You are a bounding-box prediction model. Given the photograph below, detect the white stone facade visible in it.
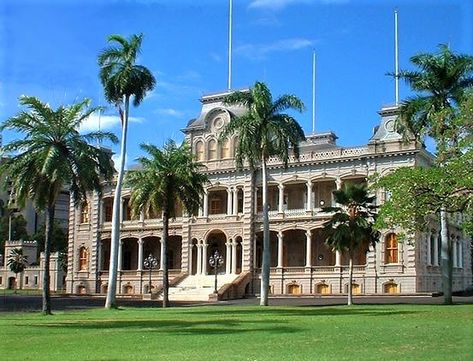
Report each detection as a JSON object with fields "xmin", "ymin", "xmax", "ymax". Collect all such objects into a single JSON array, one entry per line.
[{"xmin": 65, "ymin": 93, "xmax": 472, "ymax": 297}]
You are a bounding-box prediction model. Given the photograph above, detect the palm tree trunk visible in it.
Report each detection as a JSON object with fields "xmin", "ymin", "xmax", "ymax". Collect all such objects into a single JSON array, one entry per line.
[
  {"xmin": 440, "ymin": 207, "xmax": 453, "ymax": 304},
  {"xmin": 105, "ymin": 96, "xmax": 130, "ymax": 309},
  {"xmin": 42, "ymin": 203, "xmax": 55, "ymax": 315},
  {"xmin": 260, "ymin": 156, "xmax": 270, "ymax": 306},
  {"xmin": 162, "ymin": 207, "xmax": 170, "ymax": 308},
  {"xmin": 348, "ymin": 254, "xmax": 353, "ymax": 306}
]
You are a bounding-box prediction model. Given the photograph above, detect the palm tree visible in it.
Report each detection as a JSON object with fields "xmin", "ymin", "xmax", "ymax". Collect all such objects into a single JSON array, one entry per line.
[
  {"xmin": 219, "ymin": 81, "xmax": 305, "ymax": 306},
  {"xmin": 98, "ymin": 33, "xmax": 156, "ymax": 309},
  {"xmin": 395, "ymin": 44, "xmax": 473, "ymax": 304},
  {"xmin": 7, "ymin": 248, "xmax": 28, "ymax": 293},
  {"xmin": 0, "ymin": 96, "xmax": 116, "ymax": 314},
  {"xmin": 125, "ymin": 140, "xmax": 208, "ymax": 307},
  {"xmin": 323, "ymin": 183, "xmax": 378, "ymax": 306}
]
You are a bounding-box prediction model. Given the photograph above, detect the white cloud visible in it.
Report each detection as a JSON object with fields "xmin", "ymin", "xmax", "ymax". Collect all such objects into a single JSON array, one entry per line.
[
  {"xmin": 235, "ymin": 38, "xmax": 315, "ymax": 60},
  {"xmin": 249, "ymin": 0, "xmax": 311, "ymax": 11},
  {"xmin": 111, "ymin": 153, "xmax": 129, "ymax": 172},
  {"xmin": 79, "ymin": 114, "xmax": 144, "ymax": 133},
  {"xmin": 248, "ymin": 0, "xmax": 348, "ymax": 11},
  {"xmin": 154, "ymin": 108, "xmax": 184, "ymax": 117}
]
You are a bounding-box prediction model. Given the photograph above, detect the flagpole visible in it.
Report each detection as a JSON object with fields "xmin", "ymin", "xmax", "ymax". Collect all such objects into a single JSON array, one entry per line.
[
  {"xmin": 228, "ymin": 0, "xmax": 233, "ymax": 90},
  {"xmin": 312, "ymin": 50, "xmax": 316, "ymax": 133},
  {"xmin": 394, "ymin": 9, "xmax": 400, "ymax": 105}
]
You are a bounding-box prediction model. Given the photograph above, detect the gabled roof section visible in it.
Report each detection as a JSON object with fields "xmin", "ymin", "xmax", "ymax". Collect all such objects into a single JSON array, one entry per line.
[{"xmin": 182, "ymin": 89, "xmax": 249, "ymax": 134}]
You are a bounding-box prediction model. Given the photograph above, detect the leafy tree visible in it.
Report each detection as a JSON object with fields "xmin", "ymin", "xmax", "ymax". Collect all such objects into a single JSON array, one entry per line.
[
  {"xmin": 33, "ymin": 220, "xmax": 68, "ymax": 257},
  {"xmin": 0, "ymin": 206, "xmax": 29, "ymax": 251},
  {"xmin": 219, "ymin": 81, "xmax": 305, "ymax": 306},
  {"xmin": 0, "ymin": 96, "xmax": 116, "ymax": 314},
  {"xmin": 98, "ymin": 33, "xmax": 156, "ymax": 309},
  {"xmin": 323, "ymin": 183, "xmax": 379, "ymax": 305},
  {"xmin": 378, "ymin": 45, "xmax": 473, "ymax": 304},
  {"xmin": 125, "ymin": 140, "xmax": 208, "ymax": 307},
  {"xmin": 7, "ymin": 248, "xmax": 28, "ymax": 292}
]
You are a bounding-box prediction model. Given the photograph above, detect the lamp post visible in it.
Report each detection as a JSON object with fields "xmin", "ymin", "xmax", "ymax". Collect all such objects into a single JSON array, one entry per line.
[
  {"xmin": 208, "ymin": 250, "xmax": 224, "ymax": 294},
  {"xmin": 143, "ymin": 253, "xmax": 158, "ymax": 294}
]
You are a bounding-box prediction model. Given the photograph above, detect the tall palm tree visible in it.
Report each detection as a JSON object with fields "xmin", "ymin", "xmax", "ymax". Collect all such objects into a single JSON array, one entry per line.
[
  {"xmin": 323, "ymin": 183, "xmax": 378, "ymax": 305},
  {"xmin": 125, "ymin": 140, "xmax": 208, "ymax": 307},
  {"xmin": 219, "ymin": 81, "xmax": 305, "ymax": 306},
  {"xmin": 395, "ymin": 44, "xmax": 473, "ymax": 304},
  {"xmin": 7, "ymin": 248, "xmax": 28, "ymax": 293},
  {"xmin": 98, "ymin": 33, "xmax": 156, "ymax": 309},
  {"xmin": 0, "ymin": 96, "xmax": 116, "ymax": 314}
]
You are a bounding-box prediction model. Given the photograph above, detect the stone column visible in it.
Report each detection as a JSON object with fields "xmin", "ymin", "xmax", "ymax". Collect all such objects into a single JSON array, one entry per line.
[
  {"xmin": 433, "ymin": 233, "xmax": 439, "ymax": 266},
  {"xmin": 118, "ymin": 240, "xmax": 123, "ymax": 271},
  {"xmin": 277, "ymin": 231, "xmax": 284, "ymax": 268},
  {"xmin": 159, "ymin": 239, "xmax": 164, "ymax": 270},
  {"xmin": 453, "ymin": 239, "xmax": 458, "ymax": 268},
  {"xmin": 139, "ymin": 210, "xmax": 145, "ymax": 223},
  {"xmin": 306, "ymin": 181, "xmax": 312, "ymax": 211},
  {"xmin": 98, "ymin": 240, "xmax": 103, "ymax": 272},
  {"xmin": 196, "ymin": 243, "xmax": 202, "ymax": 275},
  {"xmin": 137, "ymin": 238, "xmax": 143, "ymax": 271},
  {"xmin": 336, "ymin": 177, "xmax": 342, "ymax": 190},
  {"xmin": 278, "ymin": 184, "xmax": 285, "ymax": 214},
  {"xmin": 231, "ymin": 241, "xmax": 238, "ymax": 274},
  {"xmin": 202, "ymin": 243, "xmax": 208, "ymax": 275},
  {"xmin": 426, "ymin": 232, "xmax": 432, "ymax": 266},
  {"xmin": 188, "ymin": 243, "xmax": 194, "ymax": 275},
  {"xmin": 227, "ymin": 188, "xmax": 232, "ymax": 215},
  {"xmin": 305, "ymin": 230, "xmax": 312, "ymax": 267},
  {"xmin": 232, "ymin": 188, "xmax": 238, "ymax": 215},
  {"xmin": 203, "ymin": 191, "xmax": 209, "ymax": 217},
  {"xmin": 458, "ymin": 240, "xmax": 463, "ymax": 268},
  {"xmin": 335, "ymin": 250, "xmax": 342, "ymax": 267},
  {"xmin": 225, "ymin": 241, "xmax": 232, "ymax": 274}
]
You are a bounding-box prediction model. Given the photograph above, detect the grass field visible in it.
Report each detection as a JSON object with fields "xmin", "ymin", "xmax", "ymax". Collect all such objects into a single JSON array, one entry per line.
[{"xmin": 1, "ymin": 304, "xmax": 472, "ymax": 361}]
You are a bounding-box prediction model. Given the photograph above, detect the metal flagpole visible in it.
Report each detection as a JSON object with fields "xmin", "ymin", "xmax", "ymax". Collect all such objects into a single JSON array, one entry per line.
[
  {"xmin": 394, "ymin": 9, "xmax": 400, "ymax": 106},
  {"xmin": 228, "ymin": 0, "xmax": 233, "ymax": 90},
  {"xmin": 312, "ymin": 50, "xmax": 316, "ymax": 133}
]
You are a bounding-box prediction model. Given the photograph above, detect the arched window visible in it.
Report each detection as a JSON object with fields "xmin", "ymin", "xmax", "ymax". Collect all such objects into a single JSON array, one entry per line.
[
  {"xmin": 103, "ymin": 198, "xmax": 113, "ymax": 222},
  {"xmin": 287, "ymin": 283, "xmax": 301, "ymax": 295},
  {"xmin": 195, "ymin": 141, "xmax": 204, "ymax": 161},
  {"xmin": 221, "ymin": 139, "xmax": 231, "ymax": 159},
  {"xmin": 316, "ymin": 284, "xmax": 330, "ymax": 294},
  {"xmin": 384, "ymin": 282, "xmax": 398, "ymax": 294},
  {"xmin": 80, "ymin": 201, "xmax": 89, "ymax": 223},
  {"xmin": 385, "ymin": 233, "xmax": 398, "ymax": 264},
  {"xmin": 79, "ymin": 247, "xmax": 88, "ymax": 271},
  {"xmin": 208, "ymin": 139, "xmax": 217, "ymax": 160}
]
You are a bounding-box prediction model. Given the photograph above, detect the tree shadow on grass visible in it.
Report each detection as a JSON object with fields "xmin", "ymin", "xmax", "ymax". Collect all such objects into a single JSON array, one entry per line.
[
  {"xmin": 185, "ymin": 306, "xmax": 424, "ymax": 318},
  {"xmin": 15, "ymin": 318, "xmax": 300, "ymax": 336}
]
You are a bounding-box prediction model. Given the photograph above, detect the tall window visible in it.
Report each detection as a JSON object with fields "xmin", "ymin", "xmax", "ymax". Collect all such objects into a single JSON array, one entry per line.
[
  {"xmin": 104, "ymin": 198, "xmax": 113, "ymax": 222},
  {"xmin": 79, "ymin": 247, "xmax": 88, "ymax": 271},
  {"xmin": 80, "ymin": 201, "xmax": 89, "ymax": 223},
  {"xmin": 208, "ymin": 139, "xmax": 217, "ymax": 160},
  {"xmin": 221, "ymin": 140, "xmax": 230, "ymax": 159},
  {"xmin": 385, "ymin": 233, "xmax": 398, "ymax": 264},
  {"xmin": 195, "ymin": 141, "xmax": 204, "ymax": 161}
]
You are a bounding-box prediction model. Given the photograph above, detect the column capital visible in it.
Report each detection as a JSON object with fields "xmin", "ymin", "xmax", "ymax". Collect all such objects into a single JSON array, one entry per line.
[
  {"xmin": 305, "ymin": 230, "xmax": 312, "ymax": 238},
  {"xmin": 278, "ymin": 183, "xmax": 285, "ymax": 190},
  {"xmin": 277, "ymin": 230, "xmax": 283, "ymax": 239},
  {"xmin": 137, "ymin": 238, "xmax": 144, "ymax": 245}
]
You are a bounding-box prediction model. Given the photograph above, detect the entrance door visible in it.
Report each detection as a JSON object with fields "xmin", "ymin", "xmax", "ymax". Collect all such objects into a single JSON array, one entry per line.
[
  {"xmin": 288, "ymin": 284, "xmax": 301, "ymax": 295},
  {"xmin": 8, "ymin": 277, "xmax": 15, "ymax": 290}
]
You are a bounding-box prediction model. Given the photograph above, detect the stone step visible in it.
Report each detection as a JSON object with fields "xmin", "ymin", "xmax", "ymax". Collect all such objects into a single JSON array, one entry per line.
[{"xmin": 158, "ymin": 274, "xmax": 239, "ymax": 301}]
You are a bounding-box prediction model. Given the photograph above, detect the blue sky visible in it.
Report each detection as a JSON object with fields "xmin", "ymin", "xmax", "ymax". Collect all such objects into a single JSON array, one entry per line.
[{"xmin": 1, "ymin": 0, "xmax": 472, "ymax": 165}]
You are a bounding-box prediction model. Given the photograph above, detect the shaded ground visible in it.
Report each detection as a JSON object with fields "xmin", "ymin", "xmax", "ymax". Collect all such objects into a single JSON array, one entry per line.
[{"xmin": 1, "ymin": 293, "xmax": 472, "ymax": 312}]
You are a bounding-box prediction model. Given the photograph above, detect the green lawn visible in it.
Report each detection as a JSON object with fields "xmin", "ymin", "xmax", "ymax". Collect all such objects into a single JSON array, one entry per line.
[{"xmin": 1, "ymin": 304, "xmax": 472, "ymax": 361}]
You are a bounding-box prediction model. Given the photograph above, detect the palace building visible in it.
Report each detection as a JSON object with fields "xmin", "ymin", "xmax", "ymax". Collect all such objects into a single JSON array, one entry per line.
[{"xmin": 65, "ymin": 91, "xmax": 472, "ymax": 300}]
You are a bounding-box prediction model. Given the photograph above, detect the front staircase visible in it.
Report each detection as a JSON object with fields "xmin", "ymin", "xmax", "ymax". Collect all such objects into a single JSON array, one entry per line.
[{"xmin": 160, "ymin": 274, "xmax": 239, "ymax": 301}]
